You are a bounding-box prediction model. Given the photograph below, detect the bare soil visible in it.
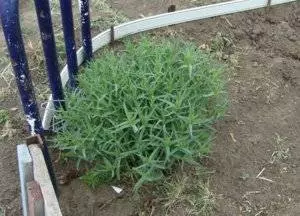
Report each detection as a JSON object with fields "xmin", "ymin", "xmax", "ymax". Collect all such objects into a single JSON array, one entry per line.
[
  {"xmin": 58, "ymin": 2, "xmax": 300, "ymax": 215},
  {"xmin": 0, "ymin": 1, "xmax": 299, "ymax": 216}
]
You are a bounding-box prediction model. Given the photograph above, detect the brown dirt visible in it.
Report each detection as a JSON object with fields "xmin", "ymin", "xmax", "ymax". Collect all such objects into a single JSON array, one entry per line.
[
  {"xmin": 0, "ymin": 118, "xmax": 24, "ymax": 216},
  {"xmin": 58, "ymin": 1, "xmax": 300, "ymax": 215},
  {"xmin": 108, "ymin": 0, "xmax": 227, "ymax": 18},
  {"xmin": 0, "ymin": 1, "xmax": 299, "ymax": 216}
]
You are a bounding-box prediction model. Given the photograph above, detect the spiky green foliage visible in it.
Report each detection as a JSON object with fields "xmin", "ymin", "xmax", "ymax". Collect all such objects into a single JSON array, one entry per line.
[{"xmin": 55, "ymin": 37, "xmax": 227, "ymax": 190}]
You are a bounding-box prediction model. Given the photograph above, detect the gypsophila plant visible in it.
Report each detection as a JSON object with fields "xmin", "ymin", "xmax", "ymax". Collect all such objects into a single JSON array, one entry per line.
[{"xmin": 54, "ymin": 37, "xmax": 227, "ymax": 191}]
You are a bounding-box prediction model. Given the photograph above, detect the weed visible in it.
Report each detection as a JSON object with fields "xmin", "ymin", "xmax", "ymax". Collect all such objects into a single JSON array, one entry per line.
[
  {"xmin": 0, "ymin": 109, "xmax": 9, "ymax": 125},
  {"xmin": 49, "ymin": 0, "xmax": 60, "ymax": 14},
  {"xmin": 1, "ymin": 120, "xmax": 16, "ymax": 140},
  {"xmin": 54, "ymin": 36, "xmax": 227, "ymax": 191},
  {"xmin": 210, "ymin": 32, "xmax": 234, "ymax": 60},
  {"xmin": 163, "ymin": 168, "xmax": 216, "ymax": 216},
  {"xmin": 0, "ymin": 63, "xmax": 15, "ymax": 99},
  {"xmin": 90, "ymin": 0, "xmax": 128, "ymax": 31},
  {"xmin": 270, "ymin": 133, "xmax": 290, "ymax": 163},
  {"xmin": 240, "ymin": 172, "xmax": 250, "ymax": 181}
]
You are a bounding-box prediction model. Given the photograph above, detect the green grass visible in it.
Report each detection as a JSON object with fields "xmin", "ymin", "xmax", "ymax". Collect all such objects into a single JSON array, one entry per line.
[
  {"xmin": 55, "ymin": 37, "xmax": 227, "ymax": 191},
  {"xmin": 0, "ymin": 109, "xmax": 9, "ymax": 125}
]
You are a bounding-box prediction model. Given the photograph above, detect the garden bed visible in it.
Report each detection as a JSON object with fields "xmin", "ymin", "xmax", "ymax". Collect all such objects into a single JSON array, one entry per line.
[
  {"xmin": 54, "ymin": 2, "xmax": 300, "ymax": 216},
  {"xmin": 0, "ymin": 1, "xmax": 299, "ymax": 216}
]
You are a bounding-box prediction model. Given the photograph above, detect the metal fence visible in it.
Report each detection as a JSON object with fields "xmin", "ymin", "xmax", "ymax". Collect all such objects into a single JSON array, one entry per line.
[{"xmin": 0, "ymin": 0, "xmax": 93, "ymax": 192}]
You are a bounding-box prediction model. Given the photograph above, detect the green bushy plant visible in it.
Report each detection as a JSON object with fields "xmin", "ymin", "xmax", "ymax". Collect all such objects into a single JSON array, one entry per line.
[{"xmin": 55, "ymin": 37, "xmax": 227, "ymax": 191}]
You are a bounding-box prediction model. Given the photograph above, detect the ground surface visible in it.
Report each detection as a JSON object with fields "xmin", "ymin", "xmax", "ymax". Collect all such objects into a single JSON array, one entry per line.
[{"xmin": 0, "ymin": 1, "xmax": 299, "ymax": 216}]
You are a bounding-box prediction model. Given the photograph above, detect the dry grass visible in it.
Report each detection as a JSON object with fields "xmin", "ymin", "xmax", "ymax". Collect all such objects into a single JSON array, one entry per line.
[
  {"xmin": 90, "ymin": 0, "xmax": 128, "ymax": 31},
  {"xmin": 0, "ymin": 0, "xmax": 129, "ymax": 107},
  {"xmin": 162, "ymin": 167, "xmax": 216, "ymax": 216},
  {"xmin": 270, "ymin": 133, "xmax": 291, "ymax": 164}
]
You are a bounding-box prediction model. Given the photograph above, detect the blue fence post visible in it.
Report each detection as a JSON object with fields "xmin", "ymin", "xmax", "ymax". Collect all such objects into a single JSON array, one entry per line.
[
  {"xmin": 0, "ymin": 0, "xmax": 43, "ymax": 135},
  {"xmin": 0, "ymin": 0, "xmax": 58, "ymax": 194},
  {"xmin": 33, "ymin": 0, "xmax": 65, "ymax": 109},
  {"xmin": 59, "ymin": 0, "xmax": 78, "ymax": 89},
  {"xmin": 79, "ymin": 0, "xmax": 92, "ymax": 61}
]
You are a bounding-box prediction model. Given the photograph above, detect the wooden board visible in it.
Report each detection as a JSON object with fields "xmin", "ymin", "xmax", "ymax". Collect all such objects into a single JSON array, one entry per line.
[
  {"xmin": 27, "ymin": 181, "xmax": 44, "ymax": 216},
  {"xmin": 28, "ymin": 145, "xmax": 62, "ymax": 216}
]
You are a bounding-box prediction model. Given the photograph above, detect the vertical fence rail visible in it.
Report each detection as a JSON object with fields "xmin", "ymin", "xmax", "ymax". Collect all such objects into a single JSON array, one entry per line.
[
  {"xmin": 0, "ymin": 0, "xmax": 58, "ymax": 194},
  {"xmin": 33, "ymin": 0, "xmax": 65, "ymax": 109},
  {"xmin": 59, "ymin": 0, "xmax": 78, "ymax": 89},
  {"xmin": 0, "ymin": 0, "xmax": 43, "ymax": 135},
  {"xmin": 79, "ymin": 0, "xmax": 92, "ymax": 61}
]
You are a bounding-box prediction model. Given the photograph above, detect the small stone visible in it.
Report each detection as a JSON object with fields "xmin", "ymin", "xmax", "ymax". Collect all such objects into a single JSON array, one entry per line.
[{"xmin": 10, "ymin": 107, "xmax": 18, "ymax": 111}]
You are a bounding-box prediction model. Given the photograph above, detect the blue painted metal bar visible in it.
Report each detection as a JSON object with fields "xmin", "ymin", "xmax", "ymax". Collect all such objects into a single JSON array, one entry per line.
[
  {"xmin": 79, "ymin": 0, "xmax": 93, "ymax": 61},
  {"xmin": 59, "ymin": 0, "xmax": 78, "ymax": 89},
  {"xmin": 0, "ymin": 0, "xmax": 43, "ymax": 135},
  {"xmin": 0, "ymin": 0, "xmax": 58, "ymax": 194},
  {"xmin": 33, "ymin": 0, "xmax": 65, "ymax": 109}
]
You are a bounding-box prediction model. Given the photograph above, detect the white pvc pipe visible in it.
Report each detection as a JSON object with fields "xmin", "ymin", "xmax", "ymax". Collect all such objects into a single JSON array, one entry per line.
[
  {"xmin": 42, "ymin": 0, "xmax": 295, "ymax": 129},
  {"xmin": 17, "ymin": 144, "xmax": 33, "ymax": 216}
]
